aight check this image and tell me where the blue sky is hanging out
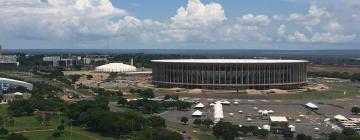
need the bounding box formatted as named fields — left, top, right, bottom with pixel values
left=0, top=0, right=359, bottom=49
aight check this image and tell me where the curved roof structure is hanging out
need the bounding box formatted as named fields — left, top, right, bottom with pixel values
left=151, top=59, right=308, bottom=63
left=95, top=63, right=136, bottom=73
left=0, top=77, right=33, bottom=90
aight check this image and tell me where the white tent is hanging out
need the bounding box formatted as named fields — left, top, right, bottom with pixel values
left=288, top=125, right=296, bottom=132
left=305, top=102, right=319, bottom=110
left=194, top=103, right=205, bottom=109
left=192, top=110, right=203, bottom=117
left=95, top=63, right=136, bottom=73
left=209, top=103, right=215, bottom=106
left=263, top=125, right=270, bottom=131
left=13, top=92, right=24, bottom=96
left=334, top=114, right=348, bottom=121
left=214, top=102, right=224, bottom=123
left=217, top=100, right=230, bottom=105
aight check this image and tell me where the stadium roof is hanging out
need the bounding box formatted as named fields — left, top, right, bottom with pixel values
left=151, top=59, right=308, bottom=63
left=0, top=77, right=33, bottom=90
left=95, top=63, right=136, bottom=73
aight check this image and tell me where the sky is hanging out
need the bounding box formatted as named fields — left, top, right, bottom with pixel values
left=0, top=0, right=359, bottom=50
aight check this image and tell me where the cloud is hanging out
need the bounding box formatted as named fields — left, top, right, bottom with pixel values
left=311, top=32, right=356, bottom=43
left=324, top=20, right=342, bottom=31
left=277, top=24, right=287, bottom=37
left=0, top=0, right=127, bottom=39
left=287, top=31, right=356, bottom=43
left=237, top=14, right=270, bottom=26
left=275, top=4, right=330, bottom=27
left=288, top=31, right=309, bottom=42
left=0, top=0, right=357, bottom=48
left=170, top=0, right=226, bottom=28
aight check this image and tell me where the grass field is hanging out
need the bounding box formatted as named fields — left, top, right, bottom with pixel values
left=277, top=83, right=360, bottom=100
left=192, top=133, right=218, bottom=140
left=0, top=105, right=118, bottom=140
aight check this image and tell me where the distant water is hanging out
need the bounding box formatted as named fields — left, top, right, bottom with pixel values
left=4, top=49, right=360, bottom=57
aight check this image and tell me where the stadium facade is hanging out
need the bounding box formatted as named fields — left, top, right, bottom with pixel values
left=151, top=59, right=308, bottom=90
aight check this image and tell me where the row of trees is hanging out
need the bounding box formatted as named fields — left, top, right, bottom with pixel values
left=121, top=98, right=192, bottom=114
left=308, top=71, right=360, bottom=81
left=329, top=128, right=360, bottom=140
left=129, top=88, right=155, bottom=98
left=351, top=106, right=360, bottom=115
left=211, top=121, right=317, bottom=140
left=8, top=97, right=65, bottom=117
left=91, top=87, right=123, bottom=97
left=212, top=121, right=269, bottom=140
left=66, top=98, right=182, bottom=139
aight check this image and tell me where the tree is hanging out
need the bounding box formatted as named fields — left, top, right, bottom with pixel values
left=117, top=97, right=128, bottom=106
left=135, top=128, right=183, bottom=140
left=164, top=95, right=171, bottom=100
left=180, top=116, right=188, bottom=125
left=342, top=128, right=357, bottom=136
left=212, top=121, right=240, bottom=140
left=247, top=125, right=258, bottom=135
left=69, top=74, right=81, bottom=84
left=86, top=75, right=93, bottom=80
left=193, top=119, right=202, bottom=127
left=351, top=106, right=360, bottom=115
left=329, top=132, right=346, bottom=140
left=52, top=131, right=61, bottom=137
left=239, top=126, right=250, bottom=135
left=202, top=118, right=214, bottom=128
left=282, top=128, right=294, bottom=139
left=5, top=133, right=28, bottom=140
left=296, top=133, right=312, bottom=140
left=0, top=128, right=9, bottom=137
left=256, top=129, right=269, bottom=137
left=57, top=124, right=65, bottom=132
left=147, top=116, right=166, bottom=128
left=140, top=89, right=155, bottom=98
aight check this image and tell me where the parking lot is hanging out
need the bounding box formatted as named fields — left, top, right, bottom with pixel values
left=160, top=96, right=360, bottom=137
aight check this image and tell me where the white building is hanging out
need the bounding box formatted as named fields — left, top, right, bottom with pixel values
left=95, top=63, right=136, bottom=73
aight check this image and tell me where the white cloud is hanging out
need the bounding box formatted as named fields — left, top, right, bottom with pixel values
left=352, top=14, right=360, bottom=22
left=311, top=32, right=356, bottom=43
left=288, top=31, right=309, bottom=42
left=0, top=0, right=127, bottom=39
left=238, top=14, right=270, bottom=26
left=279, top=4, right=330, bottom=26
left=324, top=20, right=342, bottom=31
left=170, top=0, right=226, bottom=28
left=288, top=31, right=356, bottom=43
left=277, top=24, right=287, bottom=37
left=0, top=0, right=357, bottom=48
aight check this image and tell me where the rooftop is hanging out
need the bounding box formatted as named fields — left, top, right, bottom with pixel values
left=270, top=116, right=288, bottom=122
left=151, top=59, right=308, bottom=64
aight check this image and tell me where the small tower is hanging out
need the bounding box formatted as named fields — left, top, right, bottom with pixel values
left=130, top=58, right=134, bottom=66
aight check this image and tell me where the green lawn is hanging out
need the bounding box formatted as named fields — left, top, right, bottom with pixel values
left=192, top=133, right=219, bottom=140
left=0, top=105, right=118, bottom=140
left=277, top=83, right=360, bottom=100
left=22, top=130, right=94, bottom=140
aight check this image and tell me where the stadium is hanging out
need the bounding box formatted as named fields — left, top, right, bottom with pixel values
left=151, top=59, right=308, bottom=90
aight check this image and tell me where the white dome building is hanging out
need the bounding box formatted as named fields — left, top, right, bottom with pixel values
left=95, top=63, right=136, bottom=73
